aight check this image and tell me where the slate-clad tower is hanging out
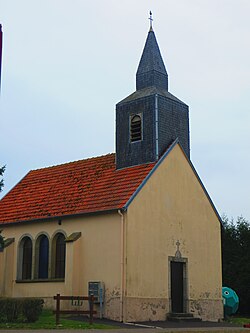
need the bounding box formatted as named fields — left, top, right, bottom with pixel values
left=116, top=23, right=190, bottom=169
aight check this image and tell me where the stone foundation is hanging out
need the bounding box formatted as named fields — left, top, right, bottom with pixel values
left=124, top=297, right=169, bottom=322
left=43, top=296, right=224, bottom=323
left=103, top=296, right=121, bottom=321
left=123, top=297, right=223, bottom=322
left=189, top=299, right=224, bottom=321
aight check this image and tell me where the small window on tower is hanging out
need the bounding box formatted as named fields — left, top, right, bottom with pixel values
left=130, top=114, right=142, bottom=142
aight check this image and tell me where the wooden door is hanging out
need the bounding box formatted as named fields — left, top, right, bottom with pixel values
left=170, top=261, right=184, bottom=313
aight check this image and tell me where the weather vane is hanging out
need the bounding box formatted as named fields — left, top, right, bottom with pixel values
left=149, top=11, right=153, bottom=31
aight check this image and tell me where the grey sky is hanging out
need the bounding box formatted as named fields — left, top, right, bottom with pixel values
left=1, top=0, right=250, bottom=221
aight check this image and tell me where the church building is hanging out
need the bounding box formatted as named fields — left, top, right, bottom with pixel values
left=0, top=19, right=223, bottom=322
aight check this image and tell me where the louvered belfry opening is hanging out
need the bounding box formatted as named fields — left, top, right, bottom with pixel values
left=130, top=114, right=142, bottom=142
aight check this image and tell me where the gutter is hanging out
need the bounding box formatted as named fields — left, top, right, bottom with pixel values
left=0, top=208, right=118, bottom=227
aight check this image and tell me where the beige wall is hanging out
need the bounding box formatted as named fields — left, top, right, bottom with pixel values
left=124, top=144, right=223, bottom=321
left=0, top=213, right=122, bottom=320
left=0, top=242, right=14, bottom=296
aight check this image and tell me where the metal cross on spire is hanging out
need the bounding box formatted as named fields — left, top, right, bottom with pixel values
left=149, top=11, right=153, bottom=31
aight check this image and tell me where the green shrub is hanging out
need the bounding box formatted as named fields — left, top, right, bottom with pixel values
left=0, top=299, right=6, bottom=322
left=22, top=298, right=44, bottom=322
left=0, top=297, right=44, bottom=323
left=0, top=298, right=20, bottom=322
left=5, top=298, right=20, bottom=322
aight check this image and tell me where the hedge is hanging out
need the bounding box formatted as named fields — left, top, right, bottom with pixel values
left=0, top=298, right=44, bottom=322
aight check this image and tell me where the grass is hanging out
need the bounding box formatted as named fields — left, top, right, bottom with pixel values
left=0, top=309, right=116, bottom=330
left=227, top=316, right=250, bottom=326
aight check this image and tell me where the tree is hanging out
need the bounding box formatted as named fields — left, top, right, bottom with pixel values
left=0, top=165, right=5, bottom=192
left=222, top=215, right=250, bottom=314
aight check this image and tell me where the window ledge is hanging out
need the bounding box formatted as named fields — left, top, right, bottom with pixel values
left=16, top=278, right=65, bottom=283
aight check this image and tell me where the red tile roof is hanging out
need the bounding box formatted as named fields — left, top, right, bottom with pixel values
left=0, top=154, right=156, bottom=225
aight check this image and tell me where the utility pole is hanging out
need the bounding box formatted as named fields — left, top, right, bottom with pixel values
left=0, top=24, right=2, bottom=91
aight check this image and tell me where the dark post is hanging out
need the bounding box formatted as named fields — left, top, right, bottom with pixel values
left=56, top=293, right=60, bottom=325
left=0, top=24, right=2, bottom=91
left=89, top=294, right=94, bottom=325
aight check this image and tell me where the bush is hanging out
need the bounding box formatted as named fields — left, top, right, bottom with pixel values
left=5, top=298, right=20, bottom=322
left=22, top=298, right=44, bottom=322
left=0, top=297, right=44, bottom=322
left=0, top=299, right=6, bottom=322
left=0, top=298, right=20, bottom=322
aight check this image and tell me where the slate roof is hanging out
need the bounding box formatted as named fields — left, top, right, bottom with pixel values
left=136, top=30, right=167, bottom=76
left=117, top=86, right=187, bottom=105
left=136, top=29, right=168, bottom=91
left=0, top=154, right=156, bottom=225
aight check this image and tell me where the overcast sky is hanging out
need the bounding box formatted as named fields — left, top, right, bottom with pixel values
left=1, top=0, right=250, bottom=221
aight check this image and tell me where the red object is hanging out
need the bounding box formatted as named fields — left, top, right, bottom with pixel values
left=0, top=153, right=156, bottom=224
left=0, top=24, right=2, bottom=90
left=243, top=324, right=250, bottom=328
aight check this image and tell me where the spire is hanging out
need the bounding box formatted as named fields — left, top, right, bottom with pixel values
left=149, top=11, right=153, bottom=31
left=136, top=17, right=168, bottom=91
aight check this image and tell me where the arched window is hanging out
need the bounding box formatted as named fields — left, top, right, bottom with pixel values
left=130, top=114, right=142, bottom=142
left=54, top=233, right=66, bottom=278
left=38, top=235, right=49, bottom=279
left=22, top=237, right=32, bottom=280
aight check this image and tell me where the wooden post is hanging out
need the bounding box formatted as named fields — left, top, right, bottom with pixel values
left=89, top=294, right=94, bottom=325
left=53, top=294, right=97, bottom=325
left=55, top=293, right=60, bottom=325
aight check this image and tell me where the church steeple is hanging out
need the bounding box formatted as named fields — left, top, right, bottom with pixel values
left=136, top=14, right=168, bottom=91
left=115, top=17, right=190, bottom=170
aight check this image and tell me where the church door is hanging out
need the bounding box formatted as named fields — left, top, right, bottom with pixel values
left=170, top=261, right=184, bottom=313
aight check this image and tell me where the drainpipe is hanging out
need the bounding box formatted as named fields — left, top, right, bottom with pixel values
left=155, top=94, right=159, bottom=160
left=118, top=209, right=125, bottom=322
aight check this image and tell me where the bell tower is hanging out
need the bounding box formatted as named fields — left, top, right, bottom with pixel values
left=116, top=15, right=190, bottom=169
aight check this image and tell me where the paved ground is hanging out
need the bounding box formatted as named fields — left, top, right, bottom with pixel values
left=91, top=317, right=242, bottom=329
left=66, top=316, right=248, bottom=333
